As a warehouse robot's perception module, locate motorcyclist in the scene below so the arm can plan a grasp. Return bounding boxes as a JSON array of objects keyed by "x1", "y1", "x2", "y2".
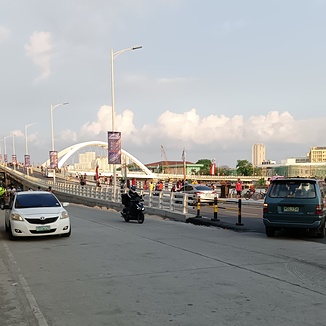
[{"x1": 124, "y1": 185, "x2": 142, "y2": 215}]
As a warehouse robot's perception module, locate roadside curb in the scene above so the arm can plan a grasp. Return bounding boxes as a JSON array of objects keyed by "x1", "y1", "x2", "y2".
[{"x1": 186, "y1": 216, "x2": 251, "y2": 231}]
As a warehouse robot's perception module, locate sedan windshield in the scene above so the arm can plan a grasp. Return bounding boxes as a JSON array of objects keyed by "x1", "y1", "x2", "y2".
[
  {"x1": 15, "y1": 193, "x2": 61, "y2": 208},
  {"x1": 194, "y1": 186, "x2": 213, "y2": 191}
]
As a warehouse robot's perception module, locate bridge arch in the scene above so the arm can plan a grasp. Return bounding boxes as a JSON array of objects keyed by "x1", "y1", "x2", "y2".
[{"x1": 43, "y1": 141, "x2": 154, "y2": 177}]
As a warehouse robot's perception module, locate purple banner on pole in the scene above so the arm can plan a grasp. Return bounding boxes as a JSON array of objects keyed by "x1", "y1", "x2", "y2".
[
  {"x1": 107, "y1": 131, "x2": 121, "y2": 164},
  {"x1": 49, "y1": 151, "x2": 58, "y2": 169},
  {"x1": 4, "y1": 154, "x2": 8, "y2": 163},
  {"x1": 12, "y1": 154, "x2": 17, "y2": 164},
  {"x1": 24, "y1": 155, "x2": 31, "y2": 167}
]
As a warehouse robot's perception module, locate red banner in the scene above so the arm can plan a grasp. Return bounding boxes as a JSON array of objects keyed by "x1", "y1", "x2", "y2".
[{"x1": 210, "y1": 163, "x2": 216, "y2": 175}]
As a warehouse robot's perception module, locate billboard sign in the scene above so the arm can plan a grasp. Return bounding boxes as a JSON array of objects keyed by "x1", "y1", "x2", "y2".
[
  {"x1": 49, "y1": 151, "x2": 58, "y2": 169},
  {"x1": 108, "y1": 131, "x2": 121, "y2": 164},
  {"x1": 24, "y1": 155, "x2": 31, "y2": 167}
]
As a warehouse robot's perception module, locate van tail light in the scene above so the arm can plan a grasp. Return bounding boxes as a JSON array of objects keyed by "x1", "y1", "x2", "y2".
[
  {"x1": 316, "y1": 205, "x2": 322, "y2": 215},
  {"x1": 263, "y1": 203, "x2": 268, "y2": 214}
]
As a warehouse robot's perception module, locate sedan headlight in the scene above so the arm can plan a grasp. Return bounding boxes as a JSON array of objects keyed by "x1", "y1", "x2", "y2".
[
  {"x1": 11, "y1": 213, "x2": 24, "y2": 221},
  {"x1": 60, "y1": 210, "x2": 69, "y2": 219}
]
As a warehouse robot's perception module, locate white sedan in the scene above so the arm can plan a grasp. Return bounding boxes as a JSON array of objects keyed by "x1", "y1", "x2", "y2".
[
  {"x1": 175, "y1": 184, "x2": 218, "y2": 205},
  {"x1": 5, "y1": 191, "x2": 71, "y2": 240}
]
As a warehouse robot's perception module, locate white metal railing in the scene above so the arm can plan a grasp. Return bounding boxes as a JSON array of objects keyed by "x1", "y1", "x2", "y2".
[{"x1": 52, "y1": 181, "x2": 191, "y2": 214}]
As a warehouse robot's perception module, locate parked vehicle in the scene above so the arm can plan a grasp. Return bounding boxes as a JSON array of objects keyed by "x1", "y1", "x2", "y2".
[
  {"x1": 263, "y1": 178, "x2": 326, "y2": 238},
  {"x1": 4, "y1": 191, "x2": 71, "y2": 240},
  {"x1": 121, "y1": 191, "x2": 145, "y2": 224},
  {"x1": 175, "y1": 184, "x2": 218, "y2": 205},
  {"x1": 44, "y1": 168, "x2": 55, "y2": 178}
]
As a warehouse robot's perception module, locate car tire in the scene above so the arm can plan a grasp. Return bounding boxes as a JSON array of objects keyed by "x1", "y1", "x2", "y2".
[
  {"x1": 61, "y1": 226, "x2": 71, "y2": 237},
  {"x1": 265, "y1": 226, "x2": 276, "y2": 237},
  {"x1": 8, "y1": 224, "x2": 16, "y2": 241},
  {"x1": 316, "y1": 222, "x2": 326, "y2": 239}
]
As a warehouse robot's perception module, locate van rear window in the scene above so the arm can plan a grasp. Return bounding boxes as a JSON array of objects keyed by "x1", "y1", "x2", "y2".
[{"x1": 269, "y1": 181, "x2": 316, "y2": 198}]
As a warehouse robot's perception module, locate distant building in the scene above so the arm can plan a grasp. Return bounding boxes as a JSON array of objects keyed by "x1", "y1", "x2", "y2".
[
  {"x1": 145, "y1": 161, "x2": 203, "y2": 175},
  {"x1": 309, "y1": 147, "x2": 326, "y2": 163},
  {"x1": 252, "y1": 143, "x2": 266, "y2": 166},
  {"x1": 262, "y1": 160, "x2": 276, "y2": 165}
]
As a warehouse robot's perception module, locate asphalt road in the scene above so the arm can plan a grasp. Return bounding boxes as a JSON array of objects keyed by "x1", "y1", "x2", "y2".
[
  {"x1": 193, "y1": 200, "x2": 266, "y2": 233},
  {"x1": 0, "y1": 204, "x2": 326, "y2": 326}
]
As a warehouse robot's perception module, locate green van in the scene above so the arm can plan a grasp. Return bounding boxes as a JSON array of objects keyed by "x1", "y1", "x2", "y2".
[{"x1": 263, "y1": 177, "x2": 326, "y2": 238}]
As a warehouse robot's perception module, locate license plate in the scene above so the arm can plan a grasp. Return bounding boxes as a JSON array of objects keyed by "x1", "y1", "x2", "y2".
[
  {"x1": 284, "y1": 206, "x2": 299, "y2": 212},
  {"x1": 36, "y1": 225, "x2": 51, "y2": 232}
]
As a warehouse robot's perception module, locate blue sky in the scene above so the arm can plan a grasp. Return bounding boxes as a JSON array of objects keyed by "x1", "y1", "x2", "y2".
[{"x1": 1, "y1": 0, "x2": 326, "y2": 167}]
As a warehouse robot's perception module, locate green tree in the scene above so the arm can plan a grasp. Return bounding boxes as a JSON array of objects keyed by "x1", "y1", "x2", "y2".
[
  {"x1": 256, "y1": 178, "x2": 266, "y2": 186},
  {"x1": 236, "y1": 160, "x2": 253, "y2": 176},
  {"x1": 218, "y1": 165, "x2": 231, "y2": 176},
  {"x1": 196, "y1": 159, "x2": 211, "y2": 175}
]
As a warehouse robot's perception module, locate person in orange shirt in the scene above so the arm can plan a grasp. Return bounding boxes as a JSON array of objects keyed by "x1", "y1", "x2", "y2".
[{"x1": 235, "y1": 178, "x2": 242, "y2": 198}]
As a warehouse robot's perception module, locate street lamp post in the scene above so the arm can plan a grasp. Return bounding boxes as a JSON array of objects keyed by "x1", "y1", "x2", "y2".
[
  {"x1": 110, "y1": 45, "x2": 142, "y2": 200},
  {"x1": 25, "y1": 123, "x2": 37, "y2": 175},
  {"x1": 12, "y1": 131, "x2": 16, "y2": 170},
  {"x1": 0, "y1": 139, "x2": 3, "y2": 164},
  {"x1": 50, "y1": 102, "x2": 69, "y2": 151},
  {"x1": 50, "y1": 102, "x2": 69, "y2": 185},
  {"x1": 4, "y1": 135, "x2": 11, "y2": 166}
]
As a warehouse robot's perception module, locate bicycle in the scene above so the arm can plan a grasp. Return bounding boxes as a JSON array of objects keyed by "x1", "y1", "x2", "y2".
[
  {"x1": 254, "y1": 190, "x2": 266, "y2": 200},
  {"x1": 244, "y1": 190, "x2": 265, "y2": 200}
]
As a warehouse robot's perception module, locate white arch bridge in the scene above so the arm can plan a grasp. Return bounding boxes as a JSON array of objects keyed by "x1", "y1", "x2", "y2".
[
  {"x1": 42, "y1": 141, "x2": 260, "y2": 183},
  {"x1": 43, "y1": 140, "x2": 155, "y2": 179}
]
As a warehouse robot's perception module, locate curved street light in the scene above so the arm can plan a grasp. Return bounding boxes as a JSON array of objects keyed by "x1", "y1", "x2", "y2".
[
  {"x1": 3, "y1": 135, "x2": 12, "y2": 166},
  {"x1": 50, "y1": 102, "x2": 69, "y2": 151},
  {"x1": 25, "y1": 123, "x2": 37, "y2": 175},
  {"x1": 110, "y1": 45, "x2": 142, "y2": 199},
  {"x1": 50, "y1": 102, "x2": 69, "y2": 186},
  {"x1": 25, "y1": 123, "x2": 37, "y2": 156}
]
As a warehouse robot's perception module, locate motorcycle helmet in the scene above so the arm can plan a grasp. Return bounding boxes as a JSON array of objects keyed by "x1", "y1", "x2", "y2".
[{"x1": 130, "y1": 185, "x2": 136, "y2": 191}]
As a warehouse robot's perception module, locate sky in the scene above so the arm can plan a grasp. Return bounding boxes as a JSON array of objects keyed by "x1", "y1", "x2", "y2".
[{"x1": 1, "y1": 0, "x2": 326, "y2": 168}]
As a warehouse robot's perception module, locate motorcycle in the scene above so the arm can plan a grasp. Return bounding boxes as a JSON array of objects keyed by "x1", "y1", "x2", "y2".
[{"x1": 121, "y1": 193, "x2": 145, "y2": 224}]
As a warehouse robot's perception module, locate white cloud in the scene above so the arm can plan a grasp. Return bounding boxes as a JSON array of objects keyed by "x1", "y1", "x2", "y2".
[
  {"x1": 12, "y1": 130, "x2": 24, "y2": 138},
  {"x1": 0, "y1": 26, "x2": 10, "y2": 43},
  {"x1": 24, "y1": 31, "x2": 53, "y2": 81},
  {"x1": 80, "y1": 105, "x2": 135, "y2": 136},
  {"x1": 74, "y1": 106, "x2": 326, "y2": 151}
]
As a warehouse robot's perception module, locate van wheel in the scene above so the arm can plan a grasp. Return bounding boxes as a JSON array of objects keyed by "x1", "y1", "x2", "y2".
[
  {"x1": 265, "y1": 226, "x2": 276, "y2": 237},
  {"x1": 316, "y1": 222, "x2": 326, "y2": 239}
]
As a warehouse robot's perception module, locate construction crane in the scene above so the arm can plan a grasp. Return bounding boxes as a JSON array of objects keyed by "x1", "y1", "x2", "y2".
[{"x1": 160, "y1": 145, "x2": 171, "y2": 174}]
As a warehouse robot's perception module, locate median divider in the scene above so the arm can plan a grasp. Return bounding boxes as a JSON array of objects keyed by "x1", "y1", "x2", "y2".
[{"x1": 188, "y1": 195, "x2": 244, "y2": 227}]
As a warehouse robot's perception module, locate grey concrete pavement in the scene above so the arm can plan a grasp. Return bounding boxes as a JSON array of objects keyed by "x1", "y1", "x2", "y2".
[{"x1": 0, "y1": 205, "x2": 326, "y2": 325}]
